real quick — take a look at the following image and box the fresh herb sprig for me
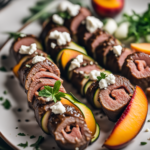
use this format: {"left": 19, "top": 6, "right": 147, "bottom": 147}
{"left": 18, "top": 141, "right": 28, "bottom": 148}
{"left": 18, "top": 133, "right": 26, "bottom": 136}
{"left": 97, "top": 72, "right": 107, "bottom": 81}
{"left": 141, "top": 142, "right": 147, "bottom": 145}
{"left": 30, "top": 136, "right": 44, "bottom": 150}
{"left": 121, "top": 4, "right": 150, "bottom": 42}
{"left": 38, "top": 80, "right": 65, "bottom": 103}
{"left": 2, "top": 99, "right": 11, "bottom": 109}
{"left": 5, "top": 32, "right": 26, "bottom": 40}
{"left": 30, "top": 135, "right": 36, "bottom": 139}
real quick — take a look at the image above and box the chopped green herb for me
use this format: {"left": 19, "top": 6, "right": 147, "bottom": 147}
{"left": 18, "top": 141, "right": 28, "bottom": 148}
{"left": 0, "top": 97, "right": 3, "bottom": 101}
{"left": 141, "top": 142, "right": 147, "bottom": 145}
{"left": 148, "top": 119, "right": 150, "bottom": 122}
{"left": 16, "top": 127, "right": 18, "bottom": 129}
{"left": 38, "top": 80, "right": 65, "bottom": 103}
{"left": 3, "top": 91, "right": 7, "bottom": 94}
{"left": 18, "top": 133, "right": 26, "bottom": 136}
{"left": 30, "top": 135, "right": 36, "bottom": 139}
{"left": 2, "top": 99, "right": 11, "bottom": 109}
{"left": 25, "top": 64, "right": 31, "bottom": 68}
{"left": 1, "top": 55, "right": 7, "bottom": 59}
{"left": 97, "top": 72, "right": 107, "bottom": 81}
{"left": 57, "top": 11, "right": 71, "bottom": 19}
{"left": 30, "top": 136, "right": 44, "bottom": 150}
{"left": 0, "top": 66, "right": 7, "bottom": 72}
{"left": 5, "top": 32, "right": 26, "bottom": 40}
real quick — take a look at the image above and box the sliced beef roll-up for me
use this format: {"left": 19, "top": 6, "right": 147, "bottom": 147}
{"left": 10, "top": 34, "right": 43, "bottom": 62}
{"left": 18, "top": 57, "right": 60, "bottom": 91}
{"left": 122, "top": 52, "right": 150, "bottom": 90}
{"left": 106, "top": 47, "right": 133, "bottom": 73}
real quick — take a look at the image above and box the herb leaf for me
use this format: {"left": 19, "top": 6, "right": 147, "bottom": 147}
{"left": 57, "top": 11, "right": 71, "bottom": 19}
{"left": 30, "top": 136, "right": 44, "bottom": 150}
{"left": 38, "top": 80, "right": 64, "bottom": 102}
{"left": 97, "top": 72, "right": 107, "bottom": 81}
{"left": 30, "top": 135, "right": 36, "bottom": 139}
{"left": 0, "top": 66, "right": 7, "bottom": 72}
{"left": 141, "top": 142, "right": 147, "bottom": 145}
{"left": 18, "top": 141, "right": 28, "bottom": 148}
{"left": 0, "top": 97, "right": 3, "bottom": 101}
{"left": 2, "top": 99, "right": 11, "bottom": 109}
{"left": 25, "top": 64, "right": 31, "bottom": 68}
{"left": 4, "top": 32, "right": 26, "bottom": 40}
{"left": 18, "top": 133, "right": 26, "bottom": 136}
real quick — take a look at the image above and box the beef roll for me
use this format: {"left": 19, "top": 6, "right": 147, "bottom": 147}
{"left": 122, "top": 52, "right": 150, "bottom": 90}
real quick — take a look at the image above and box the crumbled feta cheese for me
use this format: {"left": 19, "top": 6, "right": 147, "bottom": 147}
{"left": 86, "top": 16, "right": 103, "bottom": 33}
{"left": 52, "top": 14, "right": 64, "bottom": 25}
{"left": 32, "top": 56, "right": 46, "bottom": 64}
{"left": 49, "top": 30, "right": 71, "bottom": 46}
{"left": 50, "top": 101, "right": 66, "bottom": 114}
{"left": 45, "top": 95, "right": 53, "bottom": 102}
{"left": 89, "top": 70, "right": 101, "bottom": 80}
{"left": 69, "top": 55, "right": 83, "bottom": 71}
{"left": 79, "top": 71, "right": 84, "bottom": 74}
{"left": 58, "top": 1, "right": 80, "bottom": 17}
{"left": 113, "top": 45, "right": 122, "bottom": 56}
{"left": 99, "top": 79, "right": 107, "bottom": 89}
{"left": 51, "top": 42, "right": 56, "bottom": 49}
{"left": 19, "top": 43, "right": 37, "bottom": 55}
{"left": 105, "top": 74, "right": 116, "bottom": 85}
{"left": 90, "top": 61, "right": 93, "bottom": 65}
{"left": 76, "top": 55, "right": 83, "bottom": 63}
{"left": 103, "top": 18, "right": 117, "bottom": 35}
{"left": 145, "top": 128, "right": 150, "bottom": 132}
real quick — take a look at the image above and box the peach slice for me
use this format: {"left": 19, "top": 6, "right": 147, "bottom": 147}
{"left": 131, "top": 43, "right": 150, "bottom": 54}
{"left": 104, "top": 86, "right": 148, "bottom": 149}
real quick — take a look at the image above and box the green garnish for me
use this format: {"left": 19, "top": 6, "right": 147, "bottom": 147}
{"left": 121, "top": 4, "right": 150, "bottom": 42}
{"left": 18, "top": 133, "right": 26, "bottom": 136}
{"left": 1, "top": 55, "right": 7, "bottom": 59}
{"left": 57, "top": 11, "right": 71, "bottom": 19}
{"left": 5, "top": 32, "right": 26, "bottom": 40}
{"left": 0, "top": 97, "right": 3, "bottom": 101}
{"left": 0, "top": 66, "right": 7, "bottom": 72}
{"left": 18, "top": 141, "right": 28, "bottom": 148}
{"left": 25, "top": 64, "right": 31, "bottom": 68}
{"left": 141, "top": 142, "right": 147, "bottom": 145}
{"left": 2, "top": 99, "right": 11, "bottom": 109}
{"left": 84, "top": 75, "right": 89, "bottom": 79}
{"left": 97, "top": 72, "right": 107, "bottom": 81}
{"left": 3, "top": 91, "right": 7, "bottom": 94}
{"left": 38, "top": 80, "right": 65, "bottom": 103}
{"left": 148, "top": 119, "right": 150, "bottom": 122}
{"left": 30, "top": 135, "right": 36, "bottom": 139}
{"left": 30, "top": 136, "right": 44, "bottom": 150}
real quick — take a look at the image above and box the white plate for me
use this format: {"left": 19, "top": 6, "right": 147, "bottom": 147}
{"left": 0, "top": 0, "right": 150, "bottom": 150}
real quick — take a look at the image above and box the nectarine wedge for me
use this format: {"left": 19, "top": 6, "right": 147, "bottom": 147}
{"left": 131, "top": 43, "right": 150, "bottom": 54}
{"left": 104, "top": 86, "right": 148, "bottom": 149}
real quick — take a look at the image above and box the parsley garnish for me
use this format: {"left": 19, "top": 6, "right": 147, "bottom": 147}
{"left": 3, "top": 91, "right": 7, "bottom": 94}
{"left": 0, "top": 66, "right": 7, "bottom": 72}
{"left": 38, "top": 80, "right": 65, "bottom": 103}
{"left": 25, "top": 64, "right": 31, "bottom": 68}
{"left": 30, "top": 135, "right": 36, "bottom": 139}
{"left": 141, "top": 142, "right": 147, "bottom": 145}
{"left": 57, "top": 11, "right": 71, "bottom": 19}
{"left": 18, "top": 141, "right": 28, "bottom": 148}
{"left": 30, "top": 136, "right": 44, "bottom": 150}
{"left": 0, "top": 97, "right": 3, "bottom": 101}
{"left": 148, "top": 119, "right": 150, "bottom": 122}
{"left": 2, "top": 99, "right": 11, "bottom": 109}
{"left": 97, "top": 72, "right": 107, "bottom": 81}
{"left": 18, "top": 133, "right": 26, "bottom": 136}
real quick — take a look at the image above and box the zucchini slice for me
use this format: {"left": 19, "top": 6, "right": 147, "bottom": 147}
{"left": 91, "top": 123, "right": 100, "bottom": 143}
{"left": 83, "top": 80, "right": 93, "bottom": 96}
{"left": 41, "top": 110, "right": 51, "bottom": 134}
{"left": 93, "top": 88, "right": 101, "bottom": 108}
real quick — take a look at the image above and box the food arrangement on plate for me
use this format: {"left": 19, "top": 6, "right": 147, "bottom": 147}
{"left": 1, "top": 0, "right": 150, "bottom": 150}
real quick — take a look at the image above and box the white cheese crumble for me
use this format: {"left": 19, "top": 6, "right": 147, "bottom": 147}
{"left": 113, "top": 45, "right": 122, "bottom": 56}
{"left": 51, "top": 42, "right": 56, "bottom": 49}
{"left": 58, "top": 1, "right": 80, "bottom": 17}
{"left": 86, "top": 16, "right": 103, "bottom": 33}
{"left": 89, "top": 70, "right": 101, "bottom": 80}
{"left": 49, "top": 30, "right": 71, "bottom": 46}
{"left": 50, "top": 101, "right": 66, "bottom": 114}
{"left": 75, "top": 148, "right": 79, "bottom": 150}
{"left": 79, "top": 71, "right": 84, "bottom": 74}
{"left": 52, "top": 14, "right": 64, "bottom": 25}
{"left": 69, "top": 55, "right": 83, "bottom": 71}
{"left": 19, "top": 43, "right": 37, "bottom": 55}
{"left": 99, "top": 79, "right": 107, "bottom": 89}
{"left": 45, "top": 95, "right": 53, "bottom": 102}
{"left": 99, "top": 74, "right": 116, "bottom": 89}
{"left": 32, "top": 56, "right": 46, "bottom": 64}
{"left": 145, "top": 128, "right": 150, "bottom": 132}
